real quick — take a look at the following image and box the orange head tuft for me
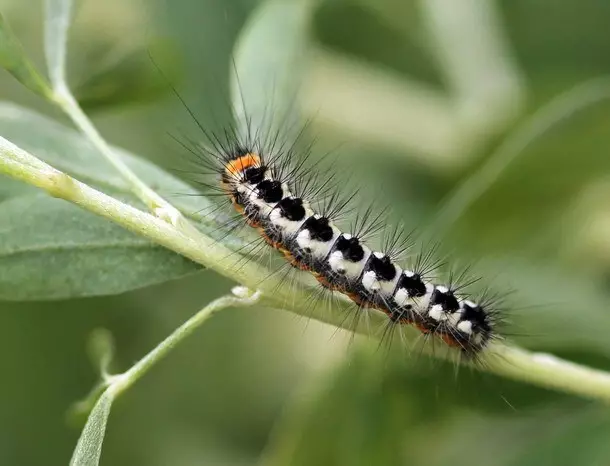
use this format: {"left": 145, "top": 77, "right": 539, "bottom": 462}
{"left": 225, "top": 153, "right": 261, "bottom": 177}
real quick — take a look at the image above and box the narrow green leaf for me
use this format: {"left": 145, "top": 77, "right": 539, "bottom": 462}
{"left": 0, "top": 102, "right": 187, "bottom": 197}
{"left": 430, "top": 78, "right": 610, "bottom": 240}
{"left": 44, "top": 0, "right": 73, "bottom": 89}
{"left": 0, "top": 192, "right": 200, "bottom": 300}
{"left": 0, "top": 13, "right": 53, "bottom": 98}
{"left": 416, "top": 405, "right": 610, "bottom": 466}
{"left": 262, "top": 349, "right": 575, "bottom": 466}
{"left": 0, "top": 101, "right": 250, "bottom": 249}
{"left": 262, "top": 351, "right": 413, "bottom": 466}
{"left": 0, "top": 175, "right": 34, "bottom": 199}
{"left": 69, "top": 390, "right": 113, "bottom": 466}
{"left": 231, "top": 0, "right": 314, "bottom": 137}
{"left": 74, "top": 41, "right": 183, "bottom": 111}
{"left": 506, "top": 408, "right": 610, "bottom": 466}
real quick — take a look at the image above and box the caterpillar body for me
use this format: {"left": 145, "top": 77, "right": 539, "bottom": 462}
{"left": 196, "top": 133, "right": 503, "bottom": 357}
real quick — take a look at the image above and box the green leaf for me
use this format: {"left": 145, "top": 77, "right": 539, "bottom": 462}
{"left": 231, "top": 0, "right": 314, "bottom": 137}
{"left": 506, "top": 407, "right": 610, "bottom": 466}
{"left": 262, "top": 349, "right": 585, "bottom": 466}
{"left": 0, "top": 101, "right": 262, "bottom": 300}
{"left": 74, "top": 41, "right": 183, "bottom": 112}
{"left": 418, "top": 404, "right": 610, "bottom": 466}
{"left": 263, "top": 351, "right": 415, "bottom": 466}
{"left": 69, "top": 390, "right": 113, "bottom": 466}
{"left": 0, "top": 13, "right": 53, "bottom": 99}
{"left": 0, "top": 192, "right": 200, "bottom": 300}
{"left": 0, "top": 176, "right": 34, "bottom": 199}
{"left": 44, "top": 0, "right": 73, "bottom": 89}
{"left": 432, "top": 78, "right": 610, "bottom": 252}
{"left": 0, "top": 101, "right": 249, "bottom": 250}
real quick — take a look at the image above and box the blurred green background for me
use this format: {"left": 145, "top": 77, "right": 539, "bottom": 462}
{"left": 2, "top": 0, "right": 610, "bottom": 464}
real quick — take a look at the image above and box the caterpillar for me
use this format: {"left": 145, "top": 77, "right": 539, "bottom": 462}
{"left": 181, "top": 115, "right": 505, "bottom": 359}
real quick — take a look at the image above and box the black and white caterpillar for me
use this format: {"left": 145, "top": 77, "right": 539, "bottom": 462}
{"left": 184, "top": 127, "right": 505, "bottom": 357}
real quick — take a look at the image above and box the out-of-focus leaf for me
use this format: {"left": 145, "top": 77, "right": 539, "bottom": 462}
{"left": 428, "top": 78, "right": 610, "bottom": 240}
{"left": 0, "top": 192, "right": 200, "bottom": 301}
{"left": 0, "top": 101, "right": 250, "bottom": 249}
{"left": 231, "top": 0, "right": 314, "bottom": 138}
{"left": 74, "top": 40, "right": 183, "bottom": 112}
{"left": 0, "top": 13, "right": 53, "bottom": 99}
{"left": 69, "top": 390, "right": 113, "bottom": 466}
{"left": 262, "top": 348, "right": 596, "bottom": 466}
{"left": 44, "top": 0, "right": 72, "bottom": 89}
{"left": 506, "top": 407, "right": 610, "bottom": 466}
{"left": 447, "top": 87, "right": 610, "bottom": 255}
{"left": 0, "top": 102, "right": 259, "bottom": 300}
{"left": 0, "top": 175, "right": 34, "bottom": 199}
{"left": 421, "top": 405, "right": 610, "bottom": 466}
{"left": 263, "top": 350, "right": 430, "bottom": 466}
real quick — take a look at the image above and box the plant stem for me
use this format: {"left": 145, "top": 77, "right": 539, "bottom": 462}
{"left": 51, "top": 87, "right": 187, "bottom": 227}
{"left": 69, "top": 288, "right": 260, "bottom": 466}
{"left": 94, "top": 288, "right": 260, "bottom": 401}
{"left": 0, "top": 137, "right": 271, "bottom": 293}
{"left": 42, "top": 0, "right": 187, "bottom": 228}
{"left": 2, "top": 138, "right": 610, "bottom": 403}
{"left": 488, "top": 345, "right": 610, "bottom": 402}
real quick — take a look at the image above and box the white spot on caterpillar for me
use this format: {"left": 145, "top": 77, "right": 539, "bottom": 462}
{"left": 362, "top": 271, "right": 380, "bottom": 291}
{"left": 394, "top": 288, "right": 409, "bottom": 307}
{"left": 410, "top": 282, "right": 435, "bottom": 314}
{"left": 329, "top": 251, "right": 346, "bottom": 274}
{"left": 429, "top": 305, "right": 446, "bottom": 321}
{"left": 296, "top": 225, "right": 339, "bottom": 258}
{"left": 269, "top": 208, "right": 305, "bottom": 234}
{"left": 364, "top": 260, "right": 402, "bottom": 296}
{"left": 457, "top": 320, "right": 473, "bottom": 335}
{"left": 328, "top": 246, "right": 370, "bottom": 278}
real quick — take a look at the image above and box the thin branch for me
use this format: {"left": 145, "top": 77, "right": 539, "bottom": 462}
{"left": 79, "top": 287, "right": 261, "bottom": 409}
{"left": 70, "top": 288, "right": 261, "bottom": 466}
{"left": 2, "top": 137, "right": 610, "bottom": 403}
{"left": 109, "top": 287, "right": 262, "bottom": 396}
{"left": 42, "top": 0, "right": 188, "bottom": 229}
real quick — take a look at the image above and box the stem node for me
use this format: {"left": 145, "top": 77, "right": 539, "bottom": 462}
{"left": 46, "top": 170, "right": 76, "bottom": 199}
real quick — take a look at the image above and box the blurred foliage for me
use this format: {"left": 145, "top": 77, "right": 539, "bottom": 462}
{"left": 0, "top": 12, "right": 51, "bottom": 98}
{"left": 1, "top": 0, "right": 610, "bottom": 465}
{"left": 73, "top": 39, "right": 183, "bottom": 111}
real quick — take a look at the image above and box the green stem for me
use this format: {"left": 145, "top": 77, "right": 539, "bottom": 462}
{"left": 51, "top": 87, "right": 187, "bottom": 227}
{"left": 2, "top": 137, "right": 610, "bottom": 403}
{"left": 95, "top": 288, "right": 260, "bottom": 401}
{"left": 488, "top": 345, "right": 610, "bottom": 402}
{"left": 42, "top": 0, "right": 186, "bottom": 228}
{"left": 0, "top": 136, "right": 275, "bottom": 295}
{"left": 69, "top": 289, "right": 261, "bottom": 466}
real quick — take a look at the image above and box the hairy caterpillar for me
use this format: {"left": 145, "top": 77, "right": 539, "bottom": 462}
{"left": 179, "top": 114, "right": 505, "bottom": 358}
